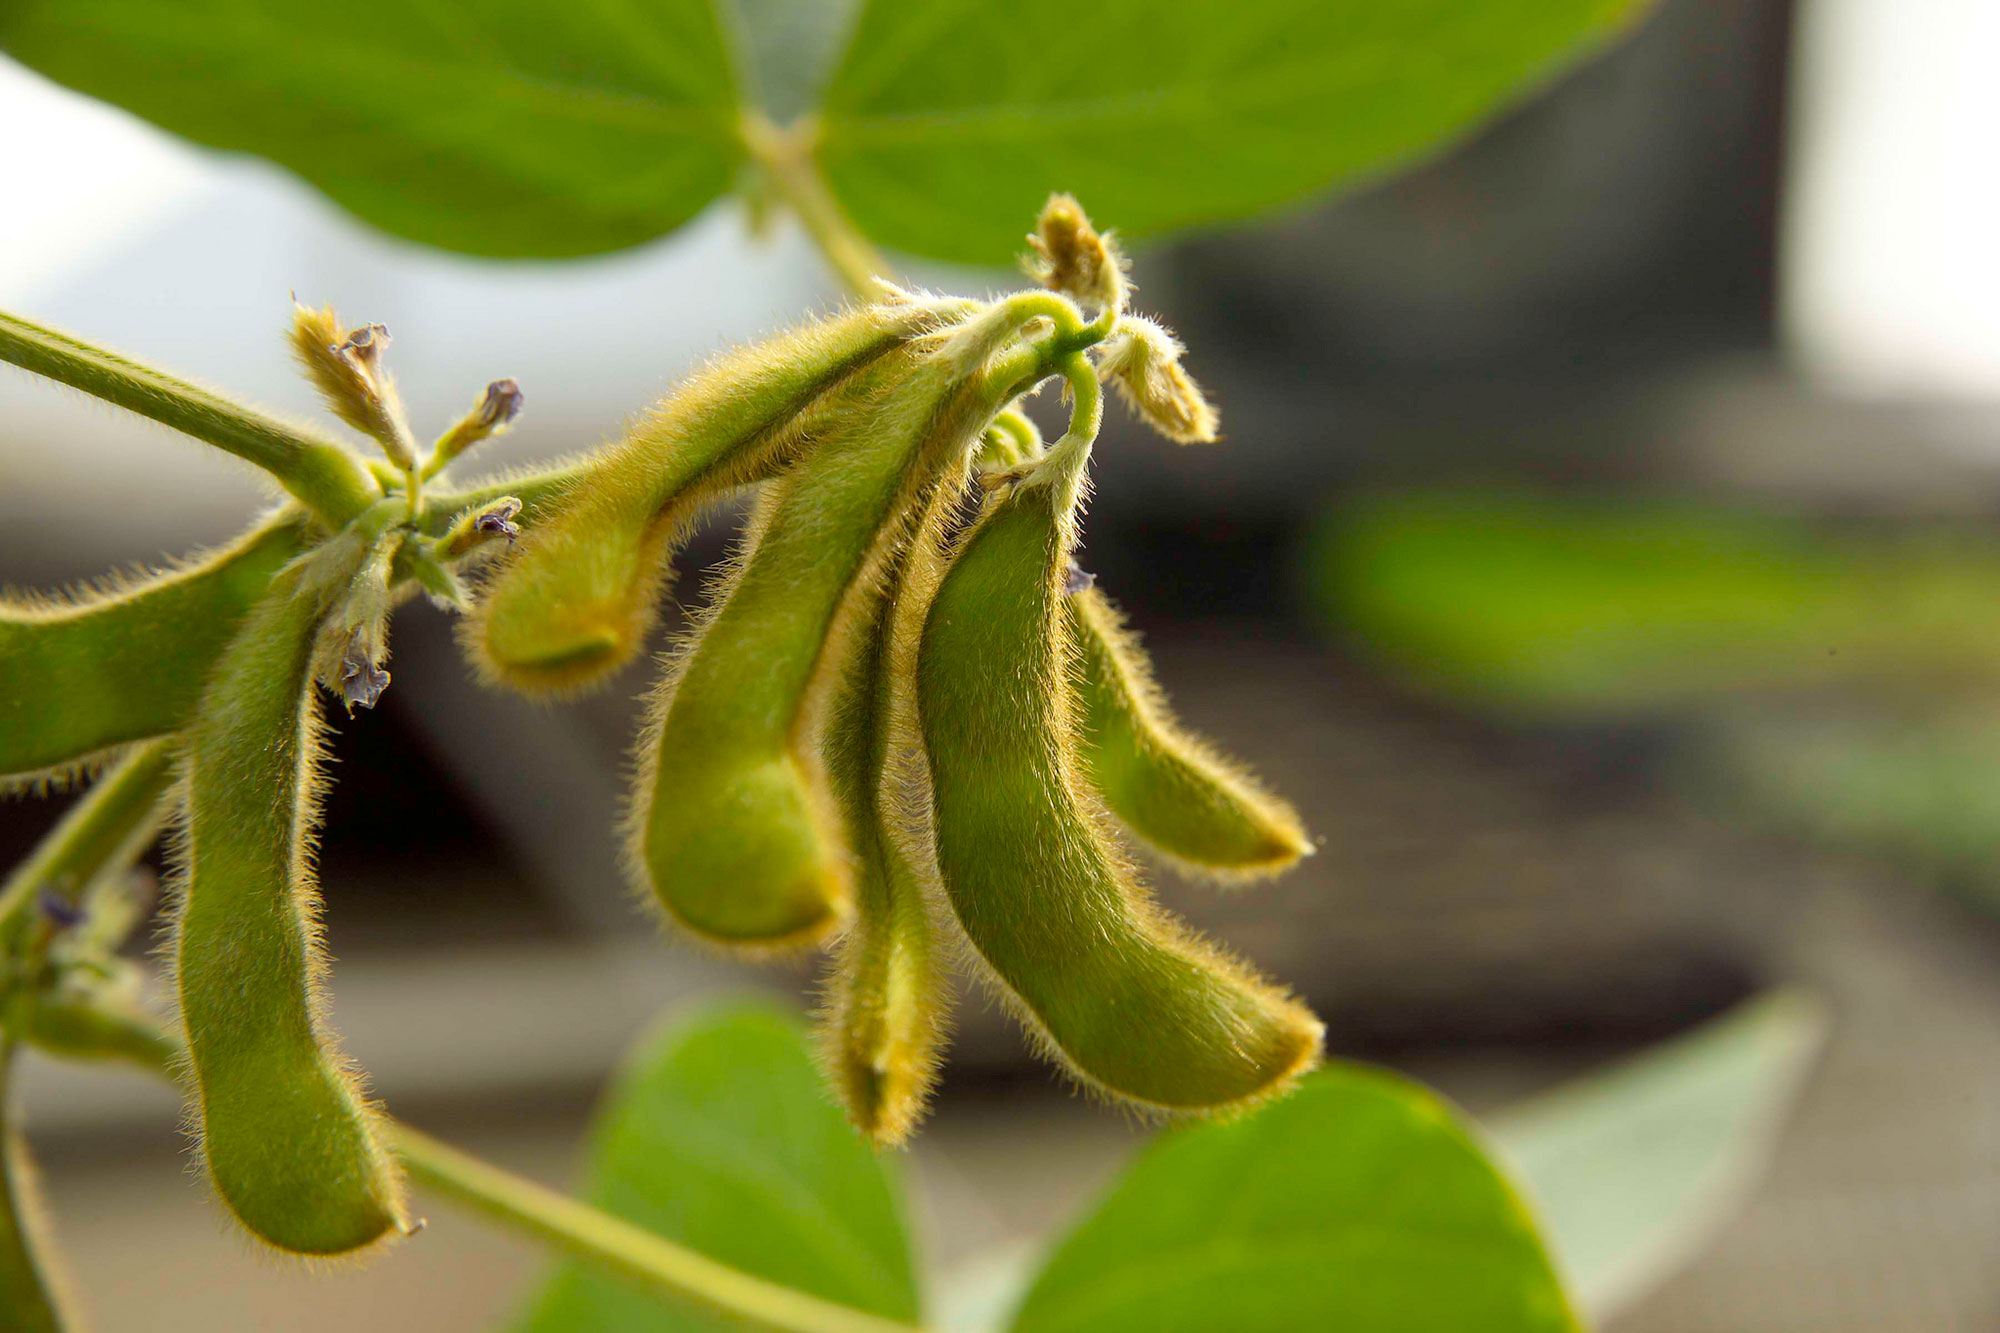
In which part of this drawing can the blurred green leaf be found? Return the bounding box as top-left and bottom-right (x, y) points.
(1007, 1065), (1580, 1333)
(1490, 991), (1826, 1322)
(818, 0), (1651, 266)
(1317, 490), (2000, 715)
(0, 0), (742, 258)
(946, 993), (1823, 1333)
(1706, 710), (2000, 914)
(511, 1001), (920, 1332)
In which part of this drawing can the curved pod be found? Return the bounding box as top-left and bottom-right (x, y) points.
(817, 489), (961, 1144)
(470, 301), (970, 696)
(912, 480), (1322, 1110)
(1068, 590), (1311, 878)
(173, 557), (405, 1255)
(630, 345), (997, 948)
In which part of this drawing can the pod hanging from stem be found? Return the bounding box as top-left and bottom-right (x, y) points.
(898, 360), (1322, 1111)
(171, 540), (407, 1255)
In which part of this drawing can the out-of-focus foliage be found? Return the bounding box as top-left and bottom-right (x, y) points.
(1707, 709), (2000, 914)
(818, 0), (1650, 264)
(936, 992), (1821, 1332)
(0, 0), (742, 257)
(512, 1003), (921, 1333)
(1319, 490), (2000, 716)
(1008, 1064), (1580, 1333)
(0, 0), (1651, 265)
(514, 1003), (1598, 1332)
(1489, 991), (1827, 1322)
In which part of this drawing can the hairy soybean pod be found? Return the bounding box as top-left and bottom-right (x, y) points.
(913, 478), (1323, 1111)
(1, 1116), (74, 1333)
(471, 300), (972, 696)
(0, 516), (310, 779)
(631, 343), (995, 948)
(817, 489), (961, 1145)
(1067, 590), (1312, 878)
(174, 556), (405, 1255)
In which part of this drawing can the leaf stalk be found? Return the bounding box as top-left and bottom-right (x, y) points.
(0, 309), (381, 528)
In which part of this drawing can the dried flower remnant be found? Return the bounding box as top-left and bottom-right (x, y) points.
(288, 306), (419, 470)
(1024, 192), (1129, 312)
(1095, 314), (1218, 444)
(434, 378), (524, 469)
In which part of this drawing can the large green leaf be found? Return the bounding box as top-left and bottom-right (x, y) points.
(1007, 1065), (1580, 1333)
(1318, 490), (2000, 716)
(1489, 991), (1826, 1320)
(944, 992), (1822, 1332)
(511, 1001), (921, 1332)
(0, 0), (742, 258)
(818, 0), (1652, 265)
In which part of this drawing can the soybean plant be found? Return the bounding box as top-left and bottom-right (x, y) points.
(0, 196), (1320, 1315)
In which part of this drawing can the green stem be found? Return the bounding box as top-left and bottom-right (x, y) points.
(420, 461), (592, 536)
(742, 115), (888, 297)
(12, 996), (925, 1333)
(1031, 353), (1105, 489)
(0, 741), (176, 948)
(0, 1043), (70, 1333)
(390, 1123), (922, 1333)
(0, 308), (380, 528)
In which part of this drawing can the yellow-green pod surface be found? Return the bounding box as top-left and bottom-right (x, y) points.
(174, 557), (405, 1255)
(471, 301), (969, 697)
(0, 517), (309, 779)
(817, 489), (959, 1146)
(1, 1121), (72, 1333)
(1068, 590), (1312, 878)
(913, 479), (1323, 1111)
(630, 344), (994, 949)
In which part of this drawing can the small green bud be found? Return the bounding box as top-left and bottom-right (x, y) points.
(393, 538), (472, 613)
(432, 378), (523, 470)
(439, 496), (523, 560)
(311, 529), (402, 715)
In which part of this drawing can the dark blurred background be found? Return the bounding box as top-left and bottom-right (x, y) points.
(7, 0), (2000, 1327)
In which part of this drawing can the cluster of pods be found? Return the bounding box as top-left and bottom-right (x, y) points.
(473, 199), (1324, 1148)
(0, 199), (1320, 1259)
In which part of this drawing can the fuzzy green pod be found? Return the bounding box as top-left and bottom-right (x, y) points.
(816, 489), (959, 1146)
(0, 1117), (73, 1333)
(0, 738), (174, 954)
(630, 339), (998, 949)
(908, 476), (1323, 1111)
(470, 300), (971, 696)
(173, 553), (405, 1255)
(25, 964), (182, 1073)
(1067, 590), (1312, 878)
(0, 517), (310, 779)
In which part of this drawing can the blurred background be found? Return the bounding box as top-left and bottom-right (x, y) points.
(6, 0), (2000, 1328)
